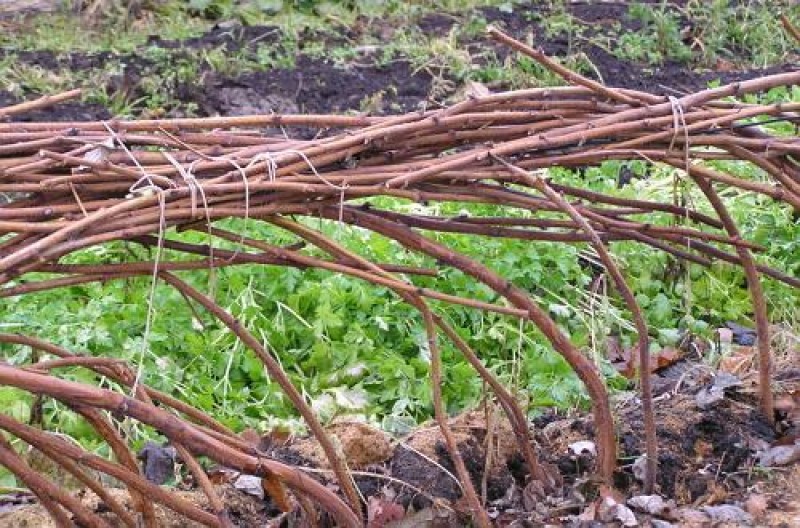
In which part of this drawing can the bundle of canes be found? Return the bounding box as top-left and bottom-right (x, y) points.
(1, 27), (798, 526)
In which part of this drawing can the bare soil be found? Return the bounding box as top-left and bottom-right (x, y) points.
(2, 363), (797, 527)
(1, 2), (797, 123)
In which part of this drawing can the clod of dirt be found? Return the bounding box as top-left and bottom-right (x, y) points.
(0, 505), (53, 528)
(390, 409), (518, 509)
(202, 57), (434, 117)
(403, 410), (518, 473)
(137, 441), (177, 485)
(389, 444), (461, 509)
(0, 92), (111, 123)
(214, 87), (298, 116)
(291, 421), (393, 469)
(725, 321), (757, 346)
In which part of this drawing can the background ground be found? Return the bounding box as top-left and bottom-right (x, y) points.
(0, 1), (799, 525)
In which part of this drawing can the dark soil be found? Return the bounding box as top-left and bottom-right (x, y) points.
(470, 2), (796, 93)
(0, 91), (110, 122)
(247, 362), (793, 525)
(200, 58), (433, 117)
(2, 1), (797, 123)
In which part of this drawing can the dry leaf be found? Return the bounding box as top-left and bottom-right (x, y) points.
(614, 345), (683, 379)
(577, 500), (598, 521)
(206, 465), (236, 485)
(233, 475), (263, 499)
(598, 483), (626, 505)
(718, 347), (755, 375)
(758, 443), (800, 466)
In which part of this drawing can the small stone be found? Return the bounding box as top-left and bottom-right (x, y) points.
(627, 495), (676, 519)
(233, 474), (264, 499)
(701, 504), (752, 524)
(598, 497), (638, 527)
(137, 441), (177, 485)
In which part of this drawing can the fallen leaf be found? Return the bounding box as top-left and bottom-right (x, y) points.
(711, 372), (743, 390)
(465, 81), (491, 99)
(718, 346), (754, 376)
(650, 520), (676, 528)
(384, 505), (457, 527)
(239, 427), (291, 452)
(715, 58), (736, 72)
(598, 483), (626, 505)
(679, 507), (711, 526)
(614, 345), (684, 379)
(577, 500), (597, 521)
(655, 347), (680, 369)
(239, 428), (260, 446)
(606, 335), (625, 362)
(632, 455), (648, 482)
(206, 465), (236, 485)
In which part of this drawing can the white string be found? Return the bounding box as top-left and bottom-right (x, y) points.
(102, 122), (171, 396)
(281, 149), (350, 224)
(667, 95), (691, 174)
(155, 127), (257, 263)
(163, 152), (207, 221)
(667, 97), (695, 318)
